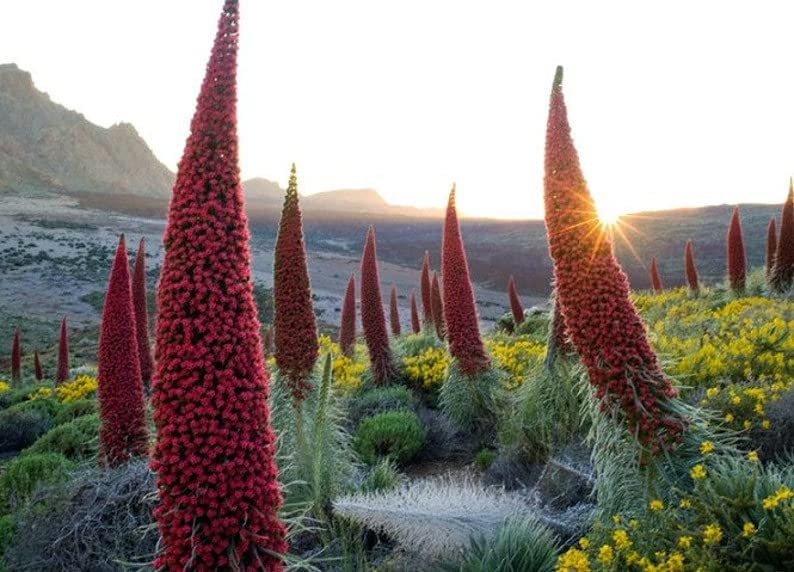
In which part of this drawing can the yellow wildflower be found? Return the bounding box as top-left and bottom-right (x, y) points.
(556, 547), (591, 572)
(741, 522), (757, 537)
(612, 529), (631, 550)
(690, 464), (707, 480)
(597, 544), (614, 565)
(699, 440), (714, 455)
(747, 450), (759, 463)
(703, 523), (723, 545)
(677, 535), (692, 549)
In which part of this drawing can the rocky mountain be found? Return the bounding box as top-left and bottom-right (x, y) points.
(0, 63), (173, 197)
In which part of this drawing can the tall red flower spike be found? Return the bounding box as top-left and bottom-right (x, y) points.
(360, 226), (396, 384)
(262, 325), (273, 359)
(339, 274), (357, 356)
(409, 290), (421, 334)
(684, 240), (699, 293)
(543, 67), (683, 453)
(507, 275), (524, 327)
(273, 164), (319, 401)
(151, 1), (287, 569)
(97, 235), (148, 467)
(773, 179), (794, 292)
(10, 327), (20, 385)
(727, 206), (746, 293)
(420, 251), (433, 326)
(33, 350), (43, 381)
(442, 185), (490, 375)
(649, 257), (663, 292)
(431, 272), (446, 340)
(766, 217), (777, 280)
(56, 316), (70, 384)
(389, 285), (401, 337)
(132, 238), (154, 390)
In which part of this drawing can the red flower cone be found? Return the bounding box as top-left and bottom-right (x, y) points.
(431, 272), (446, 340)
(543, 67), (683, 453)
(442, 186), (489, 375)
(649, 257), (663, 292)
(766, 217), (777, 281)
(420, 252), (433, 326)
(684, 240), (699, 293)
(132, 238), (154, 391)
(727, 206), (746, 293)
(773, 180), (794, 292)
(360, 227), (396, 384)
(33, 350), (43, 381)
(507, 275), (524, 327)
(97, 235), (148, 467)
(151, 2), (287, 569)
(56, 316), (70, 384)
(409, 290), (421, 334)
(389, 285), (401, 337)
(273, 164), (319, 401)
(10, 327), (21, 385)
(339, 274), (357, 356)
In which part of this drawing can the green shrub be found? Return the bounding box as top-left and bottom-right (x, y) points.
(24, 414), (99, 460)
(0, 387), (34, 410)
(360, 458), (404, 493)
(348, 385), (418, 427)
(0, 409), (52, 453)
(474, 448), (496, 471)
(0, 514), (15, 560)
(6, 397), (61, 422)
(354, 410), (425, 465)
(397, 332), (444, 358)
(52, 399), (97, 426)
(0, 453), (75, 511)
(439, 361), (502, 431)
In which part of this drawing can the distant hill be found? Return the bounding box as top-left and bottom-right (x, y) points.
(0, 64), (173, 197)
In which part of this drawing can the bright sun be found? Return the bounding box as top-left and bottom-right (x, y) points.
(596, 199), (623, 226)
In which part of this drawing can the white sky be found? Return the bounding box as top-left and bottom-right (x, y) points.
(2, 1), (794, 219)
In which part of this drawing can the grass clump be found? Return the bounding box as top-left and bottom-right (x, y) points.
(52, 399), (97, 426)
(359, 458), (404, 493)
(348, 385), (417, 426)
(354, 410), (426, 465)
(23, 413), (99, 460)
(0, 452), (75, 512)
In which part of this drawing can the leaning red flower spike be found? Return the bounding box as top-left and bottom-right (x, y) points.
(97, 235), (148, 468)
(339, 274), (357, 356)
(360, 227), (397, 384)
(649, 257), (663, 292)
(773, 179), (794, 292)
(389, 285), (401, 337)
(442, 185), (490, 375)
(273, 164), (319, 401)
(56, 316), (70, 384)
(766, 217), (777, 280)
(431, 272), (446, 340)
(420, 252), (433, 326)
(132, 238), (154, 391)
(10, 327), (20, 385)
(151, 1), (287, 569)
(727, 206), (746, 293)
(543, 66), (683, 453)
(33, 350), (43, 381)
(507, 275), (524, 327)
(409, 289), (421, 334)
(684, 240), (699, 293)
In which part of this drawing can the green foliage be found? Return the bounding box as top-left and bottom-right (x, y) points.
(0, 453), (75, 512)
(0, 408), (52, 453)
(474, 448), (496, 471)
(23, 413), (99, 460)
(354, 410), (426, 465)
(439, 360), (502, 431)
(52, 399), (97, 426)
(397, 332), (444, 358)
(6, 396), (61, 422)
(359, 458), (404, 493)
(347, 385), (417, 426)
(0, 387), (34, 410)
(494, 310), (550, 342)
(0, 514), (15, 560)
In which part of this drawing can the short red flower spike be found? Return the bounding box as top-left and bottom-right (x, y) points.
(420, 252), (433, 326)
(772, 180), (794, 292)
(543, 66), (683, 453)
(766, 217), (777, 280)
(10, 327), (21, 385)
(151, 1), (287, 569)
(409, 289), (421, 334)
(360, 227), (397, 384)
(431, 272), (446, 340)
(273, 164), (319, 401)
(442, 186), (490, 375)
(389, 285), (401, 337)
(649, 257), (663, 292)
(56, 316), (70, 384)
(507, 275), (524, 326)
(33, 350), (43, 381)
(132, 238), (154, 391)
(684, 240), (699, 293)
(97, 235), (149, 468)
(727, 206), (746, 293)
(339, 274), (357, 356)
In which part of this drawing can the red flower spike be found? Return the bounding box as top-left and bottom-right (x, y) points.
(549, 294), (572, 354)
(389, 285), (401, 337)
(359, 227), (397, 384)
(33, 350), (43, 381)
(151, 1), (287, 569)
(10, 327), (20, 385)
(339, 274), (357, 356)
(97, 235), (148, 468)
(507, 275), (524, 326)
(420, 252), (433, 326)
(727, 206), (746, 293)
(431, 272), (446, 340)
(543, 66), (683, 452)
(56, 316), (70, 384)
(441, 186), (489, 375)
(409, 290), (421, 334)
(273, 164), (319, 401)
(773, 180), (794, 292)
(684, 240), (699, 292)
(132, 238), (154, 391)
(649, 257), (663, 292)
(766, 217), (777, 280)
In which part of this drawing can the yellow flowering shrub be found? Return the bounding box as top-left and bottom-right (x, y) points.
(318, 335), (368, 393)
(55, 374), (98, 403)
(487, 335), (546, 389)
(402, 347), (449, 390)
(28, 387), (53, 401)
(0, 380), (9, 393)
